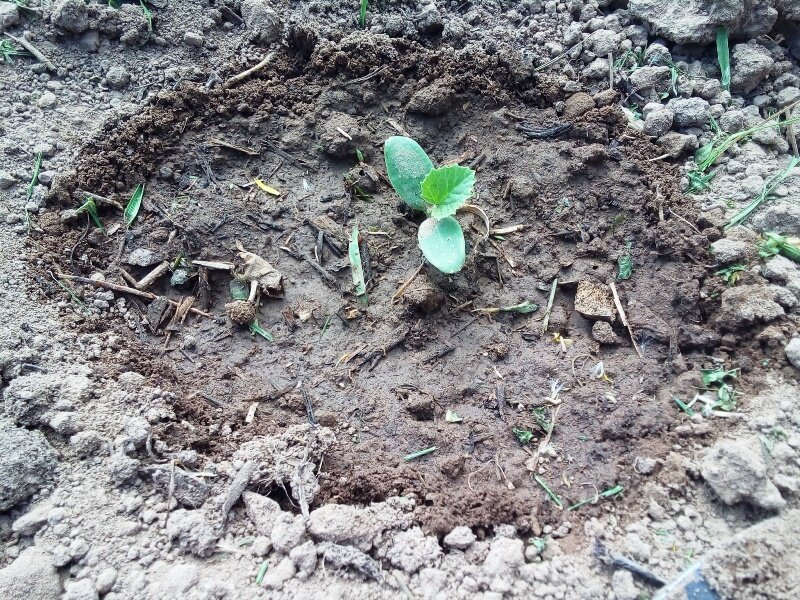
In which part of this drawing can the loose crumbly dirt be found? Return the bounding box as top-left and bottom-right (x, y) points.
(30, 37), (776, 547)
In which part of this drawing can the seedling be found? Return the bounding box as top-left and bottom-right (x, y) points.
(384, 136), (478, 274)
(359, 0), (367, 28)
(320, 314), (332, 337)
(254, 178), (280, 196)
(726, 157), (799, 229)
(124, 184), (144, 227)
(529, 537), (547, 554)
(715, 264), (746, 286)
(249, 319), (273, 341)
(541, 277), (558, 333)
(255, 561), (269, 586)
(513, 427), (534, 444)
(695, 116), (800, 175)
(686, 169), (716, 194)
(672, 395), (695, 417)
(701, 366), (738, 411)
(758, 232), (800, 263)
(716, 27), (730, 91)
(76, 198), (105, 232)
(26, 151), (42, 200)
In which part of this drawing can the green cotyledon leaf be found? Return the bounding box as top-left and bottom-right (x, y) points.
(417, 216), (465, 274)
(384, 136), (434, 212)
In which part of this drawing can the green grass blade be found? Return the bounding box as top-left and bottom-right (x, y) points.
(725, 156), (799, 229)
(716, 27), (730, 91)
(696, 115), (800, 173)
(673, 395), (695, 417)
(567, 485), (624, 511)
(124, 184), (144, 227)
(248, 319), (273, 341)
(403, 446), (437, 461)
(255, 561), (268, 586)
(533, 474), (563, 509)
(359, 0), (367, 28)
(140, 0), (152, 31)
(77, 199), (105, 233)
(26, 152), (42, 201)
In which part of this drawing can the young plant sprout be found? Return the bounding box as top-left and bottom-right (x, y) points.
(383, 136), (478, 274)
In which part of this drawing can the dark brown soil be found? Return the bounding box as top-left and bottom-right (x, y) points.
(32, 39), (735, 541)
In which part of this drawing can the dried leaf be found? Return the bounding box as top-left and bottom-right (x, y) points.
(235, 241), (283, 297)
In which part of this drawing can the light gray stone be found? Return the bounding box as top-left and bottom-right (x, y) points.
(710, 239), (752, 264)
(51, 0), (89, 33)
(702, 437), (785, 510)
(0, 2), (19, 33)
(786, 338), (800, 370)
(443, 526), (476, 549)
(383, 527), (441, 573)
(730, 44), (774, 93)
(0, 548), (60, 600)
(629, 66), (671, 92)
(262, 557), (295, 590)
(106, 66), (131, 90)
(0, 417), (57, 511)
(483, 537), (525, 577)
(668, 97), (711, 128)
(643, 108), (673, 137)
(241, 0), (283, 43)
(629, 0), (743, 44)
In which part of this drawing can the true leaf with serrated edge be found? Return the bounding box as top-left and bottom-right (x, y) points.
(384, 136), (434, 212)
(417, 216), (465, 274)
(421, 164), (475, 219)
(124, 184), (144, 227)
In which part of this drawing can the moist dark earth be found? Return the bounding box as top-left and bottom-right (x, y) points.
(29, 37), (778, 543)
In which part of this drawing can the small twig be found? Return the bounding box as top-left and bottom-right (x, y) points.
(392, 262), (424, 303)
(571, 353), (591, 387)
(541, 278), (558, 334)
(490, 224), (525, 235)
(136, 261), (171, 290)
(449, 316), (478, 339)
(608, 52), (614, 89)
(528, 404), (561, 474)
(609, 281), (643, 359)
(344, 65), (389, 85)
(208, 138), (259, 156)
(646, 153), (672, 162)
(534, 32), (596, 72)
(57, 274), (215, 318)
(4, 33), (56, 72)
(668, 207), (701, 235)
(165, 459), (176, 527)
(223, 52), (275, 88)
(460, 204), (491, 241)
